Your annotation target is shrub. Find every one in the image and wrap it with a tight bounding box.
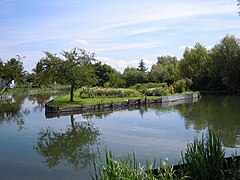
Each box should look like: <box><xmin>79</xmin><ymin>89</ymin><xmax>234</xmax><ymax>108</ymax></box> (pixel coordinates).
<box><xmin>145</xmin><ymin>87</ymin><xmax>169</xmax><ymax>96</ymax></box>
<box><xmin>79</xmin><ymin>87</ymin><xmax>140</xmax><ymax>98</ymax></box>
<box><xmin>173</xmin><ymin>79</ymin><xmax>187</xmax><ymax>93</ymax></box>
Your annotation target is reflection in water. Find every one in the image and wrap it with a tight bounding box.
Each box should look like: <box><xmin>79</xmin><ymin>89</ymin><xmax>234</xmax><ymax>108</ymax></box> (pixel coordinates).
<box><xmin>174</xmin><ymin>95</ymin><xmax>240</xmax><ymax>148</ymax></box>
<box><xmin>0</xmin><ymin>94</ymin><xmax>27</xmax><ymax>130</ymax></box>
<box><xmin>35</xmin><ymin>114</ymin><xmax>101</xmax><ymax>170</ymax></box>
<box><xmin>28</xmin><ymin>91</ymin><xmax>61</xmax><ymax>112</ymax></box>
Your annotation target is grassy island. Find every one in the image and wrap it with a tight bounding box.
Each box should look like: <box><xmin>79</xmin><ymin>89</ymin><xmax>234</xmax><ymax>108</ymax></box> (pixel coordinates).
<box><xmin>47</xmin><ymin>82</ymin><xmax>198</xmax><ymax>109</ymax></box>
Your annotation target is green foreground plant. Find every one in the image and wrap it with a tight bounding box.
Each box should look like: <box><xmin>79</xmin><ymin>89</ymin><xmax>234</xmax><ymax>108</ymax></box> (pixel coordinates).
<box><xmin>91</xmin><ymin>149</ymin><xmax>187</xmax><ymax>180</ymax></box>
<box><xmin>181</xmin><ymin>129</ymin><xmax>225</xmax><ymax>179</ymax></box>
<box><xmin>91</xmin><ymin>129</ymin><xmax>236</xmax><ymax>180</ymax></box>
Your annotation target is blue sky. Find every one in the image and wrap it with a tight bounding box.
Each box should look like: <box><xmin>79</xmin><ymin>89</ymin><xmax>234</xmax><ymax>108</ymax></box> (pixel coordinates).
<box><xmin>0</xmin><ymin>0</ymin><xmax>239</xmax><ymax>72</ymax></box>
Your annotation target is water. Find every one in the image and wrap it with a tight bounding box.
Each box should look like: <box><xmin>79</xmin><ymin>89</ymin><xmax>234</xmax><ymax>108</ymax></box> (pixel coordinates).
<box><xmin>0</xmin><ymin>92</ymin><xmax>239</xmax><ymax>180</ymax></box>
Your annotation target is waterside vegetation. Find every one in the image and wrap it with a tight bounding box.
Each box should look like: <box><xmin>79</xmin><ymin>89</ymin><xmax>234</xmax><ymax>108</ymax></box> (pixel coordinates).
<box><xmin>1</xmin><ymin>35</ymin><xmax>240</xmax><ymax>101</ymax></box>
<box><xmin>92</xmin><ymin>129</ymin><xmax>239</xmax><ymax>179</ymax></box>
<box><xmin>47</xmin><ymin>82</ymin><xmax>196</xmax><ymax>108</ymax></box>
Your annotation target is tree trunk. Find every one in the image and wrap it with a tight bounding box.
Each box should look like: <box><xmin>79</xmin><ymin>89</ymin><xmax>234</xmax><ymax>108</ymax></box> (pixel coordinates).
<box><xmin>70</xmin><ymin>84</ymin><xmax>74</xmax><ymax>102</ymax></box>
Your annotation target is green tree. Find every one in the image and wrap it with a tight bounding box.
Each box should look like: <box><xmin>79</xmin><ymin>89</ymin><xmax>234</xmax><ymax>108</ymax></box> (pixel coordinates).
<box><xmin>150</xmin><ymin>56</ymin><xmax>178</xmax><ymax>84</ymax></box>
<box><xmin>123</xmin><ymin>67</ymin><xmax>147</xmax><ymax>87</ymax></box>
<box><xmin>179</xmin><ymin>44</ymin><xmax>210</xmax><ymax>90</ymax></box>
<box><xmin>60</xmin><ymin>48</ymin><xmax>97</xmax><ymax>101</ymax></box>
<box><xmin>36</xmin><ymin>48</ymin><xmax>97</xmax><ymax>101</ymax></box>
<box><xmin>210</xmin><ymin>35</ymin><xmax>240</xmax><ymax>92</ymax></box>
<box><xmin>32</xmin><ymin>58</ymin><xmax>56</xmax><ymax>87</ymax></box>
<box><xmin>94</xmin><ymin>62</ymin><xmax>116</xmax><ymax>87</ymax></box>
<box><xmin>137</xmin><ymin>59</ymin><xmax>148</xmax><ymax>73</ymax></box>
<box><xmin>1</xmin><ymin>55</ymin><xmax>25</xmax><ymax>90</ymax></box>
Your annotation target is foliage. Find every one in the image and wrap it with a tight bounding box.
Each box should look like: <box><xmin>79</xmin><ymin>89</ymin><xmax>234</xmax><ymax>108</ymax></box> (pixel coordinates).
<box><xmin>123</xmin><ymin>67</ymin><xmax>147</xmax><ymax>87</ymax></box>
<box><xmin>150</xmin><ymin>56</ymin><xmax>178</xmax><ymax>84</ymax></box>
<box><xmin>79</xmin><ymin>87</ymin><xmax>140</xmax><ymax>98</ymax></box>
<box><xmin>209</xmin><ymin>35</ymin><xmax>240</xmax><ymax>92</ymax></box>
<box><xmin>94</xmin><ymin>62</ymin><xmax>122</xmax><ymax>87</ymax></box>
<box><xmin>137</xmin><ymin>59</ymin><xmax>148</xmax><ymax>73</ymax></box>
<box><xmin>145</xmin><ymin>87</ymin><xmax>169</xmax><ymax>96</ymax></box>
<box><xmin>179</xmin><ymin>43</ymin><xmax>210</xmax><ymax>90</ymax></box>
<box><xmin>35</xmin><ymin>48</ymin><xmax>97</xmax><ymax>102</ymax></box>
<box><xmin>173</xmin><ymin>79</ymin><xmax>187</xmax><ymax>93</ymax></box>
<box><xmin>0</xmin><ymin>55</ymin><xmax>25</xmax><ymax>90</ymax></box>
<box><xmin>91</xmin><ymin>148</ymin><xmax>186</xmax><ymax>180</ymax></box>
<box><xmin>181</xmin><ymin>129</ymin><xmax>225</xmax><ymax>179</ymax></box>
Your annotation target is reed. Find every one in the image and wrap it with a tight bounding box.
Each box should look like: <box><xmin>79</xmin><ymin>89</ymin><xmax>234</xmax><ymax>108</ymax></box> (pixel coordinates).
<box><xmin>181</xmin><ymin>129</ymin><xmax>225</xmax><ymax>179</ymax></box>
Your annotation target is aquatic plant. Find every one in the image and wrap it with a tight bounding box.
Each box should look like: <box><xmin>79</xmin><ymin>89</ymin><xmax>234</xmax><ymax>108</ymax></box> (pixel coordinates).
<box><xmin>181</xmin><ymin>129</ymin><xmax>225</xmax><ymax>179</ymax></box>
<box><xmin>91</xmin><ymin>148</ymin><xmax>187</xmax><ymax>180</ymax></box>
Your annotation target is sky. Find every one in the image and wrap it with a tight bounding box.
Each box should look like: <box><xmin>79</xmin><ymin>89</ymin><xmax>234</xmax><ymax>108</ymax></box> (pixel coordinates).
<box><xmin>0</xmin><ymin>0</ymin><xmax>240</xmax><ymax>72</ymax></box>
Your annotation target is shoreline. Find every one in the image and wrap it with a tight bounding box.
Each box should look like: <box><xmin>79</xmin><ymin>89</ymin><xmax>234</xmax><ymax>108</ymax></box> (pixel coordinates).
<box><xmin>45</xmin><ymin>92</ymin><xmax>200</xmax><ymax>114</ymax></box>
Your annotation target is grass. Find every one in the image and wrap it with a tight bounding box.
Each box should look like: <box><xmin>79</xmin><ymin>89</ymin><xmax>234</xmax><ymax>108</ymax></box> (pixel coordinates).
<box><xmin>91</xmin><ymin>129</ymin><xmax>232</xmax><ymax>180</ymax></box>
<box><xmin>91</xmin><ymin>148</ymin><xmax>187</xmax><ymax>180</ymax></box>
<box><xmin>48</xmin><ymin>91</ymin><xmax>198</xmax><ymax>108</ymax></box>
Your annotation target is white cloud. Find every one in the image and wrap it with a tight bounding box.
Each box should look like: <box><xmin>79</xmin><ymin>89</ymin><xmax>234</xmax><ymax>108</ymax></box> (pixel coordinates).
<box><xmin>72</xmin><ymin>39</ymin><xmax>88</xmax><ymax>45</ymax></box>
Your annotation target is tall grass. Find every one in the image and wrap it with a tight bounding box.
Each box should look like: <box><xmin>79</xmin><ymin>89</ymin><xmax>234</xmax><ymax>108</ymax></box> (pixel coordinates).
<box><xmin>181</xmin><ymin>129</ymin><xmax>225</xmax><ymax>179</ymax></box>
<box><xmin>91</xmin><ymin>129</ymin><xmax>230</xmax><ymax>179</ymax></box>
<box><xmin>91</xmin><ymin>148</ymin><xmax>187</xmax><ymax>180</ymax></box>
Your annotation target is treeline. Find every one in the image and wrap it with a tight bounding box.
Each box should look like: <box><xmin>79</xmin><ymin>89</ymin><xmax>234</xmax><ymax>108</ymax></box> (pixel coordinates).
<box><xmin>1</xmin><ymin>35</ymin><xmax>240</xmax><ymax>94</ymax></box>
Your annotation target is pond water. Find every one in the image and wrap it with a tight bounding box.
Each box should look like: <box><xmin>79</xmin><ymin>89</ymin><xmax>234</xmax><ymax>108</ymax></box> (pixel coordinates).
<box><xmin>0</xmin><ymin>91</ymin><xmax>240</xmax><ymax>180</ymax></box>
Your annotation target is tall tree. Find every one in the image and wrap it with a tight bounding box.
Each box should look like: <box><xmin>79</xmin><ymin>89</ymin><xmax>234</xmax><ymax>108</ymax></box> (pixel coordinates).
<box><xmin>1</xmin><ymin>55</ymin><xmax>25</xmax><ymax>90</ymax></box>
<box><xmin>210</xmin><ymin>35</ymin><xmax>240</xmax><ymax>92</ymax></box>
<box><xmin>37</xmin><ymin>48</ymin><xmax>97</xmax><ymax>101</ymax></box>
<box><xmin>123</xmin><ymin>67</ymin><xmax>147</xmax><ymax>87</ymax></box>
<box><xmin>179</xmin><ymin>44</ymin><xmax>210</xmax><ymax>90</ymax></box>
<box><xmin>150</xmin><ymin>56</ymin><xmax>178</xmax><ymax>84</ymax></box>
<box><xmin>94</xmin><ymin>62</ymin><xmax>116</xmax><ymax>87</ymax></box>
<box><xmin>137</xmin><ymin>59</ymin><xmax>148</xmax><ymax>73</ymax></box>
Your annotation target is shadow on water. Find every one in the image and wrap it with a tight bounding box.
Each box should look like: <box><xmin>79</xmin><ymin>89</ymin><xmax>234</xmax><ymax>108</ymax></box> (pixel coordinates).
<box><xmin>35</xmin><ymin>114</ymin><xmax>101</xmax><ymax>170</ymax></box>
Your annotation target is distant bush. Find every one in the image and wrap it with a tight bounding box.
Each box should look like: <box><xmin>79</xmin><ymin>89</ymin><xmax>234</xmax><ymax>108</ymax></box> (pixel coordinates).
<box><xmin>173</xmin><ymin>79</ymin><xmax>187</xmax><ymax>93</ymax></box>
<box><xmin>132</xmin><ymin>82</ymin><xmax>168</xmax><ymax>90</ymax></box>
<box><xmin>145</xmin><ymin>87</ymin><xmax>169</xmax><ymax>96</ymax></box>
<box><xmin>79</xmin><ymin>87</ymin><xmax>140</xmax><ymax>98</ymax></box>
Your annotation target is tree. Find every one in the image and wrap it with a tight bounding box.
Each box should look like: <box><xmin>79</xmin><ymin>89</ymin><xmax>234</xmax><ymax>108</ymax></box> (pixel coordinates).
<box><xmin>60</xmin><ymin>48</ymin><xmax>97</xmax><ymax>101</ymax></box>
<box><xmin>137</xmin><ymin>59</ymin><xmax>148</xmax><ymax>73</ymax></box>
<box><xmin>1</xmin><ymin>55</ymin><xmax>25</xmax><ymax>90</ymax></box>
<box><xmin>36</xmin><ymin>48</ymin><xmax>97</xmax><ymax>101</ymax></box>
<box><xmin>32</xmin><ymin>58</ymin><xmax>56</xmax><ymax>87</ymax></box>
<box><xmin>210</xmin><ymin>35</ymin><xmax>240</xmax><ymax>92</ymax></box>
<box><xmin>178</xmin><ymin>44</ymin><xmax>210</xmax><ymax>90</ymax></box>
<box><xmin>123</xmin><ymin>67</ymin><xmax>147</xmax><ymax>87</ymax></box>
<box><xmin>94</xmin><ymin>62</ymin><xmax>116</xmax><ymax>87</ymax></box>
<box><xmin>150</xmin><ymin>56</ymin><xmax>178</xmax><ymax>84</ymax></box>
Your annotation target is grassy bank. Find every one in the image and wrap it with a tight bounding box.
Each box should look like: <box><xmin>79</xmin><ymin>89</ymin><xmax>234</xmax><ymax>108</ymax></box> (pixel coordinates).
<box><xmin>48</xmin><ymin>91</ymin><xmax>197</xmax><ymax>108</ymax></box>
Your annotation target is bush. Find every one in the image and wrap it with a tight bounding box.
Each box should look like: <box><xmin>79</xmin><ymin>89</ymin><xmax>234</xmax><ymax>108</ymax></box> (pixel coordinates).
<box><xmin>173</xmin><ymin>79</ymin><xmax>187</xmax><ymax>93</ymax></box>
<box><xmin>145</xmin><ymin>87</ymin><xmax>169</xmax><ymax>96</ymax></box>
<box><xmin>79</xmin><ymin>87</ymin><xmax>140</xmax><ymax>98</ymax></box>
